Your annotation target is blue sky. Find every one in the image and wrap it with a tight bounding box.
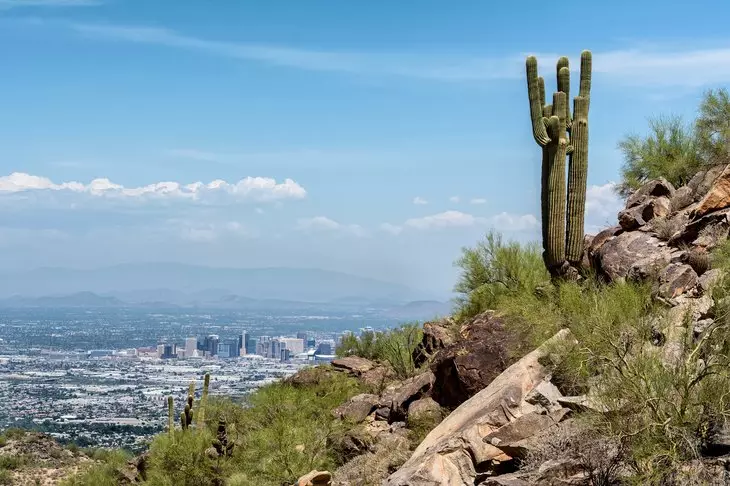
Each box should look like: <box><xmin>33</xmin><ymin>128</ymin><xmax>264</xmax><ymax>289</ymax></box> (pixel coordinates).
<box><xmin>1</xmin><ymin>0</ymin><xmax>730</xmax><ymax>296</ymax></box>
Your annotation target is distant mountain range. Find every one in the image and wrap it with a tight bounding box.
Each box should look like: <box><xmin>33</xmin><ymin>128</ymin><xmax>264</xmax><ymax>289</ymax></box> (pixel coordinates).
<box><xmin>0</xmin><ymin>263</ymin><xmax>452</xmax><ymax>320</ymax></box>
<box><xmin>0</xmin><ymin>291</ymin><xmax>452</xmax><ymax>321</ymax></box>
<box><xmin>0</xmin><ymin>263</ymin><xmax>440</xmax><ymax>302</ymax></box>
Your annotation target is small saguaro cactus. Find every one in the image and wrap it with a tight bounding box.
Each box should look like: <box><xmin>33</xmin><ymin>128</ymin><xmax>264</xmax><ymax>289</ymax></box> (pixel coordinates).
<box><xmin>526</xmin><ymin>51</ymin><xmax>592</xmax><ymax>278</ymax></box>
<box><xmin>180</xmin><ymin>381</ymin><xmax>195</xmax><ymax>430</ymax></box>
<box><xmin>196</xmin><ymin>373</ymin><xmax>211</xmax><ymax>428</ymax></box>
<box><xmin>167</xmin><ymin>395</ymin><xmax>175</xmax><ymax>438</ymax></box>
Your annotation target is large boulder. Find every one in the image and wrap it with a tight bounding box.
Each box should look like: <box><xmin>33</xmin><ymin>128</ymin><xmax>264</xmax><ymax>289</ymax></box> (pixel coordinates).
<box><xmin>430</xmin><ymin>312</ymin><xmax>516</xmax><ymax>408</ymax></box>
<box><xmin>594</xmin><ymin>231</ymin><xmax>672</xmax><ymax>282</ymax></box>
<box><xmin>618</xmin><ymin>196</ymin><xmax>671</xmax><ymax>230</ymax></box>
<box><xmin>331</xmin><ymin>357</ymin><xmax>377</xmax><ymax>375</ymax></box>
<box><xmin>379</xmin><ymin>372</ymin><xmax>435</xmax><ymax>422</ymax></box>
<box><xmin>693</xmin><ymin>165</ymin><xmax>730</xmax><ymax>218</ymax></box>
<box><xmin>657</xmin><ymin>263</ymin><xmax>699</xmax><ymax>299</ymax></box>
<box><xmin>412</xmin><ymin>318</ymin><xmax>457</xmax><ymax>368</ymax></box>
<box><xmin>384</xmin><ymin>329</ymin><xmax>574</xmax><ymax>486</ymax></box>
<box><xmin>333</xmin><ymin>394</ymin><xmax>380</xmax><ymax>423</ymax></box>
<box><xmin>626</xmin><ymin>178</ymin><xmax>675</xmax><ymax>209</ymax></box>
<box><xmin>407</xmin><ymin>398</ymin><xmax>443</xmax><ymax>427</ymax></box>
<box><xmin>297</xmin><ymin>470</ymin><xmax>332</xmax><ymax>486</ymax></box>
<box><xmin>671</xmin><ymin>207</ymin><xmax>730</xmax><ymax>249</ymax></box>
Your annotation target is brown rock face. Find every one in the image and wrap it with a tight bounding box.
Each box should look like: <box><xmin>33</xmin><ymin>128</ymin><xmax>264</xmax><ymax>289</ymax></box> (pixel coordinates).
<box><xmin>693</xmin><ymin>165</ymin><xmax>730</xmax><ymax>218</ymax></box>
<box><xmin>412</xmin><ymin>318</ymin><xmax>457</xmax><ymax>368</ymax></box>
<box><xmin>625</xmin><ymin>177</ymin><xmax>675</xmax><ymax>209</ymax></box>
<box><xmin>331</xmin><ymin>356</ymin><xmax>377</xmax><ymax>375</ymax></box>
<box><xmin>379</xmin><ymin>371</ymin><xmax>435</xmax><ymax>422</ymax></box>
<box><xmin>407</xmin><ymin>397</ymin><xmax>443</xmax><ymax>426</ymax></box>
<box><xmin>333</xmin><ymin>394</ymin><xmax>379</xmax><ymax>423</ymax></box>
<box><xmin>430</xmin><ymin>312</ymin><xmax>515</xmax><ymax>408</ymax></box>
<box><xmin>595</xmin><ymin>231</ymin><xmax>672</xmax><ymax>282</ymax></box>
<box><xmin>657</xmin><ymin>264</ymin><xmax>699</xmax><ymax>299</ymax></box>
<box><xmin>618</xmin><ymin>196</ymin><xmax>671</xmax><ymax>230</ymax></box>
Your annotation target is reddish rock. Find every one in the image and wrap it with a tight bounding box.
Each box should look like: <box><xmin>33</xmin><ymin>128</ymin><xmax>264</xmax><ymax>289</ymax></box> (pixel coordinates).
<box><xmin>693</xmin><ymin>165</ymin><xmax>730</xmax><ymax>218</ymax></box>
<box><xmin>430</xmin><ymin>312</ymin><xmax>516</xmax><ymax>408</ymax></box>
<box><xmin>657</xmin><ymin>263</ymin><xmax>698</xmax><ymax>299</ymax></box>
<box><xmin>379</xmin><ymin>372</ymin><xmax>435</xmax><ymax>422</ymax></box>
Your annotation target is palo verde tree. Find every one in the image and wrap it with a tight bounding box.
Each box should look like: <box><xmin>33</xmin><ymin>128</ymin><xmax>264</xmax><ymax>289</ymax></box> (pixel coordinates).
<box><xmin>526</xmin><ymin>51</ymin><xmax>592</xmax><ymax>278</ymax></box>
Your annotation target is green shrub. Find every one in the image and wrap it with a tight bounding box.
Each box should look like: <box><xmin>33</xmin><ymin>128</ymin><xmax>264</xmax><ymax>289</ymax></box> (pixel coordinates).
<box><xmin>617</xmin><ymin>115</ymin><xmax>702</xmax><ymax>197</ymax></box>
<box><xmin>0</xmin><ymin>454</ymin><xmax>27</xmax><ymax>470</ymax></box>
<box><xmin>696</xmin><ymin>88</ymin><xmax>730</xmax><ymax>166</ymax></box>
<box><xmin>453</xmin><ymin>230</ymin><xmax>548</xmax><ymax>321</ymax></box>
<box><xmin>60</xmin><ymin>450</ymin><xmax>131</xmax><ymax>486</ymax></box>
<box><xmin>0</xmin><ymin>470</ymin><xmax>11</xmax><ymax>486</ymax></box>
<box><xmin>145</xmin><ymin>429</ymin><xmax>223</xmax><ymax>486</ymax></box>
<box><xmin>336</xmin><ymin>323</ymin><xmax>422</xmax><ymax>379</ymax></box>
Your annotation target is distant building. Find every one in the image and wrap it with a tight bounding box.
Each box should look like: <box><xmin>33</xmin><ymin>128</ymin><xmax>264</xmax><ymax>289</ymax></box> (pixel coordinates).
<box><xmin>156</xmin><ymin>344</ymin><xmax>165</xmax><ymax>358</ymax></box>
<box><xmin>88</xmin><ymin>349</ymin><xmax>114</xmax><ymax>359</ymax></box>
<box><xmin>296</xmin><ymin>331</ymin><xmax>307</xmax><ymax>341</ymax></box>
<box><xmin>280</xmin><ymin>338</ymin><xmax>305</xmax><ymax>355</ymax></box>
<box><xmin>316</xmin><ymin>342</ymin><xmax>332</xmax><ymax>355</ymax></box>
<box><xmin>185</xmin><ymin>337</ymin><xmax>197</xmax><ymax>358</ymax></box>
<box><xmin>238</xmin><ymin>332</ymin><xmax>249</xmax><ymax>356</ymax></box>
<box><xmin>161</xmin><ymin>343</ymin><xmax>177</xmax><ymax>359</ymax></box>
<box><xmin>198</xmin><ymin>335</ymin><xmax>219</xmax><ymax>357</ymax></box>
<box><xmin>306</xmin><ymin>337</ymin><xmax>316</xmax><ymax>350</ymax></box>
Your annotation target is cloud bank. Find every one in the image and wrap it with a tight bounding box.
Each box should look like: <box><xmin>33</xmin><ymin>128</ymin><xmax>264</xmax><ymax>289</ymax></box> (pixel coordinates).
<box><xmin>0</xmin><ymin>172</ymin><xmax>306</xmax><ymax>203</ymax></box>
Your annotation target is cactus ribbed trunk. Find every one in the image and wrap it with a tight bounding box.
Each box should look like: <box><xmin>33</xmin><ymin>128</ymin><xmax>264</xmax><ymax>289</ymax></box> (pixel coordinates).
<box><xmin>525</xmin><ymin>51</ymin><xmax>592</xmax><ymax>278</ymax></box>
<box><xmin>197</xmin><ymin>373</ymin><xmax>210</xmax><ymax>428</ymax></box>
<box><xmin>167</xmin><ymin>396</ymin><xmax>174</xmax><ymax>438</ymax></box>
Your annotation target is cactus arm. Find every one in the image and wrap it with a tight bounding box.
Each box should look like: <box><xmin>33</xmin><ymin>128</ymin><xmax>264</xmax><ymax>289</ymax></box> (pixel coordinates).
<box><xmin>180</xmin><ymin>411</ymin><xmax>187</xmax><ymax>430</ymax></box>
<box><xmin>566</xmin><ymin>95</ymin><xmax>590</xmax><ymax>262</ymax></box>
<box><xmin>578</xmin><ymin>50</ymin><xmax>592</xmax><ymax>100</ymax></box>
<box><xmin>557</xmin><ymin>58</ymin><xmax>571</xmax><ymax>127</ymax></box>
<box><xmin>526</xmin><ymin>56</ymin><xmax>551</xmax><ymax>146</ymax></box>
<box><xmin>538</xmin><ymin>76</ymin><xmax>546</xmax><ymax>107</ymax></box>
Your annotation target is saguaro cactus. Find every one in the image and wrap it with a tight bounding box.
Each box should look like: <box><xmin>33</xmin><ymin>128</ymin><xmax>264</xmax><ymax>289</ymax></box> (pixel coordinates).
<box><xmin>212</xmin><ymin>418</ymin><xmax>235</xmax><ymax>458</ymax></box>
<box><xmin>197</xmin><ymin>373</ymin><xmax>210</xmax><ymax>428</ymax></box>
<box><xmin>180</xmin><ymin>381</ymin><xmax>195</xmax><ymax>430</ymax></box>
<box><xmin>167</xmin><ymin>396</ymin><xmax>175</xmax><ymax>438</ymax></box>
<box><xmin>526</xmin><ymin>51</ymin><xmax>592</xmax><ymax>277</ymax></box>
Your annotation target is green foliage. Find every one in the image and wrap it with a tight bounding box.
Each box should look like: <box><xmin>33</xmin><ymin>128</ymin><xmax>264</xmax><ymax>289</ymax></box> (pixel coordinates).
<box><xmin>696</xmin><ymin>88</ymin><xmax>730</xmax><ymax>165</ymax></box>
<box><xmin>617</xmin><ymin>115</ymin><xmax>702</xmax><ymax>196</ymax></box>
<box><xmin>0</xmin><ymin>454</ymin><xmax>27</xmax><ymax>470</ymax></box>
<box><xmin>336</xmin><ymin>323</ymin><xmax>423</xmax><ymax>379</ymax></box>
<box><xmin>60</xmin><ymin>450</ymin><xmax>132</xmax><ymax>486</ymax></box>
<box><xmin>453</xmin><ymin>230</ymin><xmax>549</xmax><ymax>321</ymax></box>
<box><xmin>138</xmin><ymin>372</ymin><xmax>363</xmax><ymax>486</ymax></box>
<box><xmin>0</xmin><ymin>470</ymin><xmax>10</xmax><ymax>486</ymax></box>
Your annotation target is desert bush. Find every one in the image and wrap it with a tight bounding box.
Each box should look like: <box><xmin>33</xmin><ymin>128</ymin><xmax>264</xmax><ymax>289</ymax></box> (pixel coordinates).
<box><xmin>653</xmin><ymin>217</ymin><xmax>683</xmax><ymax>241</ymax></box>
<box><xmin>617</xmin><ymin>115</ymin><xmax>702</xmax><ymax>197</ymax></box>
<box><xmin>696</xmin><ymin>88</ymin><xmax>730</xmax><ymax>166</ymax></box>
<box><xmin>453</xmin><ymin>230</ymin><xmax>548</xmax><ymax>321</ymax></box>
<box><xmin>60</xmin><ymin>449</ymin><xmax>131</xmax><ymax>486</ymax></box>
<box><xmin>524</xmin><ymin>418</ymin><xmax>624</xmax><ymax>486</ymax></box>
<box><xmin>337</xmin><ymin>323</ymin><xmax>423</xmax><ymax>379</ymax></box>
<box><xmin>0</xmin><ymin>470</ymin><xmax>10</xmax><ymax>486</ymax></box>
<box><xmin>145</xmin><ymin>429</ymin><xmax>224</xmax><ymax>486</ymax></box>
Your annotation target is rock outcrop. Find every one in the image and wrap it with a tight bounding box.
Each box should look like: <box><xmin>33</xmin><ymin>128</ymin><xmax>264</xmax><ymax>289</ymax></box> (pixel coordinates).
<box><xmin>429</xmin><ymin>311</ymin><xmax>516</xmax><ymax>408</ymax></box>
<box><xmin>384</xmin><ymin>329</ymin><xmax>574</xmax><ymax>486</ymax></box>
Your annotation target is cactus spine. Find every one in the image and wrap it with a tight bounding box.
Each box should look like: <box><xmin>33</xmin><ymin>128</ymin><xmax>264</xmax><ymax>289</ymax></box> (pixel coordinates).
<box><xmin>526</xmin><ymin>51</ymin><xmax>592</xmax><ymax>276</ymax></box>
<box><xmin>167</xmin><ymin>395</ymin><xmax>175</xmax><ymax>438</ymax></box>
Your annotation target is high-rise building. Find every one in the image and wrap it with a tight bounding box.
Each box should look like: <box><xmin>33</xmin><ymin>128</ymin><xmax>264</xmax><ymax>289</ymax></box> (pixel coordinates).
<box><xmin>316</xmin><ymin>342</ymin><xmax>332</xmax><ymax>355</ymax></box>
<box><xmin>161</xmin><ymin>343</ymin><xmax>177</xmax><ymax>359</ymax></box>
<box><xmin>296</xmin><ymin>331</ymin><xmax>307</xmax><ymax>341</ymax></box>
<box><xmin>307</xmin><ymin>337</ymin><xmax>316</xmax><ymax>350</ymax></box>
<box><xmin>238</xmin><ymin>331</ymin><xmax>249</xmax><ymax>356</ymax></box>
<box><xmin>185</xmin><ymin>337</ymin><xmax>197</xmax><ymax>358</ymax></box>
<box><xmin>280</xmin><ymin>338</ymin><xmax>305</xmax><ymax>355</ymax></box>
<box><xmin>205</xmin><ymin>335</ymin><xmax>219</xmax><ymax>357</ymax></box>
<box><xmin>156</xmin><ymin>344</ymin><xmax>165</xmax><ymax>358</ymax></box>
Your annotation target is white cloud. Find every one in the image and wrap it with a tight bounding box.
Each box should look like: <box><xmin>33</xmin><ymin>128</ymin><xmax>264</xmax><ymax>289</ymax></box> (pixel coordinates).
<box><xmin>489</xmin><ymin>212</ymin><xmax>539</xmax><ymax>231</ymax></box>
<box><xmin>405</xmin><ymin>211</ymin><xmax>485</xmax><ymax>230</ymax></box>
<box><xmin>66</xmin><ymin>23</ymin><xmax>730</xmax><ymax>87</ymax></box>
<box><xmin>449</xmin><ymin>196</ymin><xmax>460</xmax><ymax>203</ymax></box>
<box><xmin>0</xmin><ymin>172</ymin><xmax>306</xmax><ymax>203</ymax></box>
<box><xmin>412</xmin><ymin>196</ymin><xmax>428</xmax><ymax>205</ymax></box>
<box><xmin>470</xmin><ymin>198</ymin><xmax>487</xmax><ymax>205</ymax></box>
<box><xmin>379</xmin><ymin>223</ymin><xmax>403</xmax><ymax>235</ymax></box>
<box><xmin>0</xmin><ymin>0</ymin><xmax>98</xmax><ymax>8</ymax></box>
<box><xmin>297</xmin><ymin>216</ymin><xmax>367</xmax><ymax>237</ymax></box>
<box><xmin>585</xmin><ymin>182</ymin><xmax>623</xmax><ymax>233</ymax></box>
